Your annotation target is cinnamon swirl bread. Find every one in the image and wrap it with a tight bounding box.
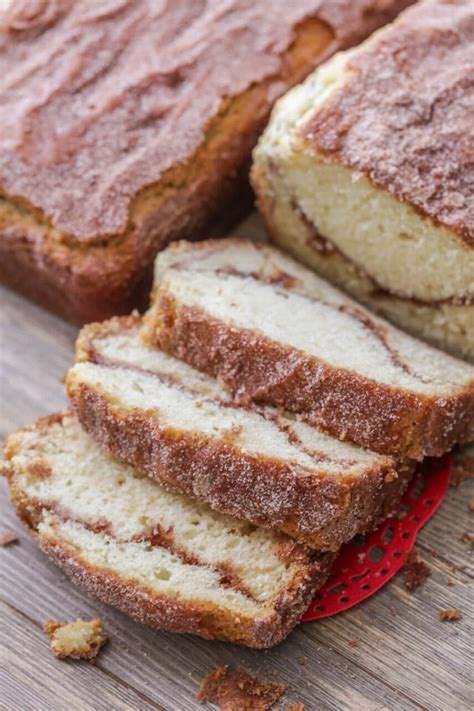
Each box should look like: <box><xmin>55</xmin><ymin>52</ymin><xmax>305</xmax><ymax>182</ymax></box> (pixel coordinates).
<box><xmin>66</xmin><ymin>314</ymin><xmax>412</xmax><ymax>552</ymax></box>
<box><xmin>0</xmin><ymin>0</ymin><xmax>411</xmax><ymax>323</ymax></box>
<box><xmin>3</xmin><ymin>412</ymin><xmax>333</xmax><ymax>648</ymax></box>
<box><xmin>143</xmin><ymin>239</ymin><xmax>474</xmax><ymax>459</ymax></box>
<box><xmin>252</xmin><ymin>0</ymin><xmax>474</xmax><ymax>361</ymax></box>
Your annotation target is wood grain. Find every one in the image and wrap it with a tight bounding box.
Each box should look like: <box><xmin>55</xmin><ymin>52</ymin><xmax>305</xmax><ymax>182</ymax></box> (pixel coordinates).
<box><xmin>0</xmin><ymin>601</ymin><xmax>160</xmax><ymax>711</ymax></box>
<box><xmin>1</xmin><ymin>213</ymin><xmax>473</xmax><ymax>711</ymax></box>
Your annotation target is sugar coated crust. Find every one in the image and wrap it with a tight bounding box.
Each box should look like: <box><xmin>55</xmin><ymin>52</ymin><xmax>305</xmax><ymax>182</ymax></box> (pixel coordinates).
<box><xmin>3</xmin><ymin>412</ymin><xmax>335</xmax><ymax>648</ymax></box>
<box><xmin>0</xmin><ymin>0</ymin><xmax>412</xmax><ymax>322</ymax></box>
<box><xmin>302</xmin><ymin>0</ymin><xmax>474</xmax><ymax>246</ymax></box>
<box><xmin>69</xmin><ymin>315</ymin><xmax>413</xmax><ymax>551</ymax></box>
<box><xmin>145</xmin><ymin>240</ymin><xmax>474</xmax><ymax>459</ymax></box>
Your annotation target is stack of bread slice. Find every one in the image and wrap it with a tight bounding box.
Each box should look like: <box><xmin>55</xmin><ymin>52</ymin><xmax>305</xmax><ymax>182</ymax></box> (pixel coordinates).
<box><xmin>4</xmin><ymin>237</ymin><xmax>474</xmax><ymax>648</ymax></box>
<box><xmin>4</xmin><ymin>0</ymin><xmax>474</xmax><ymax>652</ymax></box>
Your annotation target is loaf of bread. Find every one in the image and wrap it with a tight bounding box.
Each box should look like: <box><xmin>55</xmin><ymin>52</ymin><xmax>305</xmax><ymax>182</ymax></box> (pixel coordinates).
<box><xmin>0</xmin><ymin>0</ymin><xmax>411</xmax><ymax>324</ymax></box>
<box><xmin>143</xmin><ymin>239</ymin><xmax>474</xmax><ymax>459</ymax></box>
<box><xmin>252</xmin><ymin>0</ymin><xmax>474</xmax><ymax>362</ymax></box>
<box><xmin>67</xmin><ymin>314</ymin><xmax>412</xmax><ymax>552</ymax></box>
<box><xmin>3</xmin><ymin>412</ymin><xmax>334</xmax><ymax>648</ymax></box>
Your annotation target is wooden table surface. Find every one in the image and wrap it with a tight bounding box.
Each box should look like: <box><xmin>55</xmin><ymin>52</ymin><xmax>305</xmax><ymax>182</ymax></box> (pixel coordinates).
<box><xmin>1</xmin><ymin>215</ymin><xmax>472</xmax><ymax>711</ymax></box>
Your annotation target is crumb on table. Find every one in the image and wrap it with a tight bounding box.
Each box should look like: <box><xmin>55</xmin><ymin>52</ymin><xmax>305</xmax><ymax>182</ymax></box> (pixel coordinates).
<box><xmin>44</xmin><ymin>618</ymin><xmax>107</xmax><ymax>661</ymax></box>
<box><xmin>403</xmin><ymin>550</ymin><xmax>432</xmax><ymax>592</ymax></box>
<box><xmin>438</xmin><ymin>609</ymin><xmax>462</xmax><ymax>622</ymax></box>
<box><xmin>197</xmin><ymin>665</ymin><xmax>286</xmax><ymax>710</ymax></box>
<box><xmin>0</xmin><ymin>531</ymin><xmax>18</xmax><ymax>546</ymax></box>
<box><xmin>460</xmin><ymin>532</ymin><xmax>474</xmax><ymax>547</ymax></box>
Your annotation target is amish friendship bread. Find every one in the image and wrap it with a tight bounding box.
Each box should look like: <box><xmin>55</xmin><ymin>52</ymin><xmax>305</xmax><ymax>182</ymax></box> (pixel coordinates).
<box><xmin>66</xmin><ymin>314</ymin><xmax>412</xmax><ymax>552</ymax></box>
<box><xmin>143</xmin><ymin>240</ymin><xmax>474</xmax><ymax>460</ymax></box>
<box><xmin>3</xmin><ymin>412</ymin><xmax>334</xmax><ymax>648</ymax></box>
<box><xmin>0</xmin><ymin>0</ymin><xmax>412</xmax><ymax>324</ymax></box>
<box><xmin>252</xmin><ymin>0</ymin><xmax>474</xmax><ymax>362</ymax></box>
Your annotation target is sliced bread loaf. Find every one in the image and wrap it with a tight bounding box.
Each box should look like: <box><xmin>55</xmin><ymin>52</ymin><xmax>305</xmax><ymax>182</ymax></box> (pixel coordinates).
<box><xmin>143</xmin><ymin>239</ymin><xmax>474</xmax><ymax>459</ymax></box>
<box><xmin>252</xmin><ymin>0</ymin><xmax>474</xmax><ymax>362</ymax></box>
<box><xmin>67</xmin><ymin>315</ymin><xmax>412</xmax><ymax>552</ymax></box>
<box><xmin>3</xmin><ymin>412</ymin><xmax>333</xmax><ymax>648</ymax></box>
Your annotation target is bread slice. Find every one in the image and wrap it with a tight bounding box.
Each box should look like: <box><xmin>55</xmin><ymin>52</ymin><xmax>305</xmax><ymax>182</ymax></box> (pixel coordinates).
<box><xmin>0</xmin><ymin>0</ymin><xmax>412</xmax><ymax>324</ymax></box>
<box><xmin>67</xmin><ymin>314</ymin><xmax>412</xmax><ymax>552</ymax></box>
<box><xmin>251</xmin><ymin>0</ymin><xmax>474</xmax><ymax>362</ymax></box>
<box><xmin>3</xmin><ymin>412</ymin><xmax>334</xmax><ymax>648</ymax></box>
<box><xmin>143</xmin><ymin>239</ymin><xmax>474</xmax><ymax>459</ymax></box>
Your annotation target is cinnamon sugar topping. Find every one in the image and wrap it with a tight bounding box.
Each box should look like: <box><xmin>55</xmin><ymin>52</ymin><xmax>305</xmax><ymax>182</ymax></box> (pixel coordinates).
<box><xmin>303</xmin><ymin>0</ymin><xmax>474</xmax><ymax>245</ymax></box>
<box><xmin>197</xmin><ymin>666</ymin><xmax>286</xmax><ymax>710</ymax></box>
<box><xmin>0</xmin><ymin>0</ymin><xmax>406</xmax><ymax>241</ymax></box>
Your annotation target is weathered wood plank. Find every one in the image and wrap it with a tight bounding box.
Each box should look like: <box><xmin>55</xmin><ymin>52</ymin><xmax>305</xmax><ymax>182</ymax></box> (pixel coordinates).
<box><xmin>416</xmin><ymin>484</ymin><xmax>473</xmax><ymax>577</ymax></box>
<box><xmin>0</xmin><ymin>288</ymin><xmax>75</xmax><ymax>440</ymax></box>
<box><xmin>0</xmin><ymin>600</ymin><xmax>161</xmax><ymax>711</ymax></box>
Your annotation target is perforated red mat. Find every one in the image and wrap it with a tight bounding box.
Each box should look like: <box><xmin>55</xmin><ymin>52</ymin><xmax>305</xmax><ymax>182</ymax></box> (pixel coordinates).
<box><xmin>303</xmin><ymin>456</ymin><xmax>451</xmax><ymax>621</ymax></box>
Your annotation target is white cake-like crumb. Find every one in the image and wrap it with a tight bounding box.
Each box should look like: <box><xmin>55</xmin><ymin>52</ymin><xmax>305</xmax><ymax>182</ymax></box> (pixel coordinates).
<box><xmin>44</xmin><ymin>618</ymin><xmax>107</xmax><ymax>661</ymax></box>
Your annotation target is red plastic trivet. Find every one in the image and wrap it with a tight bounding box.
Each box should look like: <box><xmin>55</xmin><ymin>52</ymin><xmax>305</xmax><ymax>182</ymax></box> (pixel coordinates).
<box><xmin>302</xmin><ymin>456</ymin><xmax>451</xmax><ymax>621</ymax></box>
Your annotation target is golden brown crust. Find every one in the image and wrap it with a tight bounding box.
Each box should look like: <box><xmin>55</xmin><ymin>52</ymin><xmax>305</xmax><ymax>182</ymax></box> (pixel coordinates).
<box><xmin>0</xmin><ymin>2</ymin><xmax>412</xmax><ymax>323</ymax></box>
<box><xmin>0</xmin><ymin>151</ymin><xmax>251</xmax><ymax>323</ymax></box>
<box><xmin>68</xmin><ymin>374</ymin><xmax>412</xmax><ymax>552</ymax></box>
<box><xmin>0</xmin><ymin>16</ymin><xmax>330</xmax><ymax>323</ymax></box>
<box><xmin>145</xmin><ymin>293</ymin><xmax>474</xmax><ymax>460</ymax></box>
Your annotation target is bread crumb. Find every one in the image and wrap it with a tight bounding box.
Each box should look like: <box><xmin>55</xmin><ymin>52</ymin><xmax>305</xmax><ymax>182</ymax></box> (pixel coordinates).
<box><xmin>0</xmin><ymin>531</ymin><xmax>18</xmax><ymax>546</ymax></box>
<box><xmin>403</xmin><ymin>550</ymin><xmax>432</xmax><ymax>592</ymax></box>
<box><xmin>197</xmin><ymin>666</ymin><xmax>286</xmax><ymax>710</ymax></box>
<box><xmin>348</xmin><ymin>639</ymin><xmax>360</xmax><ymax>648</ymax></box>
<box><xmin>468</xmin><ymin>499</ymin><xmax>474</xmax><ymax>512</ymax></box>
<box><xmin>44</xmin><ymin>618</ymin><xmax>107</xmax><ymax>661</ymax></box>
<box><xmin>285</xmin><ymin>704</ymin><xmax>305</xmax><ymax>711</ymax></box>
<box><xmin>460</xmin><ymin>532</ymin><xmax>474</xmax><ymax>547</ymax></box>
<box><xmin>447</xmin><ymin>577</ymin><xmax>457</xmax><ymax>586</ymax></box>
<box><xmin>438</xmin><ymin>608</ymin><xmax>462</xmax><ymax>622</ymax></box>
<box><xmin>297</xmin><ymin>655</ymin><xmax>307</xmax><ymax>666</ymax></box>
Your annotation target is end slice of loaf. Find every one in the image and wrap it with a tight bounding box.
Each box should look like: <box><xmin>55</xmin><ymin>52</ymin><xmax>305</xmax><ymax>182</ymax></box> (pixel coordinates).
<box><xmin>3</xmin><ymin>412</ymin><xmax>333</xmax><ymax>648</ymax></box>
<box><xmin>143</xmin><ymin>239</ymin><xmax>474</xmax><ymax>459</ymax></box>
<box><xmin>67</xmin><ymin>314</ymin><xmax>412</xmax><ymax>552</ymax></box>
